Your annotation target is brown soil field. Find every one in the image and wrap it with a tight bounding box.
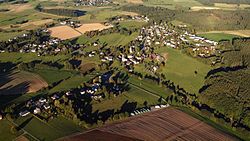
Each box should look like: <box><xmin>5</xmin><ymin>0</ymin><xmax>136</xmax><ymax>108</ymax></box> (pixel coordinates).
<box><xmin>0</xmin><ymin>71</ymin><xmax>48</xmax><ymax>95</ymax></box>
<box><xmin>126</xmin><ymin>0</ymin><xmax>143</xmax><ymax>4</ymax></box>
<box><xmin>191</xmin><ymin>6</ymin><xmax>220</xmax><ymax>11</ymax></box>
<box><xmin>75</xmin><ymin>23</ymin><xmax>113</xmax><ymax>34</ymax></box>
<box><xmin>61</xmin><ymin>108</ymin><xmax>238</xmax><ymax>141</ymax></box>
<box><xmin>49</xmin><ymin>25</ymin><xmax>82</xmax><ymax>40</ymax></box>
<box><xmin>15</xmin><ymin>135</ymin><xmax>29</xmax><ymax>141</ymax></box>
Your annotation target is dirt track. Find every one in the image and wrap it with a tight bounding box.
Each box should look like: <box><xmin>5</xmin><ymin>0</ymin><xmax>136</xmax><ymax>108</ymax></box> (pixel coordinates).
<box><xmin>60</xmin><ymin>108</ymin><xmax>238</xmax><ymax>141</ymax></box>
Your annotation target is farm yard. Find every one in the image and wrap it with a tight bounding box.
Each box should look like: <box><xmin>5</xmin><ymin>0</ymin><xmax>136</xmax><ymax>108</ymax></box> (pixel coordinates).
<box><xmin>62</xmin><ymin>108</ymin><xmax>237</xmax><ymax>141</ymax></box>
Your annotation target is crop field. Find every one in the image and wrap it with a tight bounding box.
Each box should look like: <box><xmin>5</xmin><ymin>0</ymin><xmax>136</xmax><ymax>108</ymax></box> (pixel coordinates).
<box><xmin>127</xmin><ymin>0</ymin><xmax>143</xmax><ymax>4</ymax></box>
<box><xmin>154</xmin><ymin>47</ymin><xmax>211</xmax><ymax>94</ymax></box>
<box><xmin>63</xmin><ymin>108</ymin><xmax>236</xmax><ymax>141</ymax></box>
<box><xmin>75</xmin><ymin>23</ymin><xmax>113</xmax><ymax>34</ymax></box>
<box><xmin>198</xmin><ymin>33</ymin><xmax>241</xmax><ymax>41</ymax></box>
<box><xmin>0</xmin><ymin>71</ymin><xmax>48</xmax><ymax>95</ymax></box>
<box><xmin>49</xmin><ymin>25</ymin><xmax>82</xmax><ymax>40</ymax></box>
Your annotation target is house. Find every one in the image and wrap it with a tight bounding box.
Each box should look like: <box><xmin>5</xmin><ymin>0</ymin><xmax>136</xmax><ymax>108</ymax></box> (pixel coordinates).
<box><xmin>39</xmin><ymin>98</ymin><xmax>47</xmax><ymax>103</ymax></box>
<box><xmin>33</xmin><ymin>108</ymin><xmax>41</xmax><ymax>114</ymax></box>
<box><xmin>44</xmin><ymin>104</ymin><xmax>51</xmax><ymax>110</ymax></box>
<box><xmin>19</xmin><ymin>110</ymin><xmax>30</xmax><ymax>117</ymax></box>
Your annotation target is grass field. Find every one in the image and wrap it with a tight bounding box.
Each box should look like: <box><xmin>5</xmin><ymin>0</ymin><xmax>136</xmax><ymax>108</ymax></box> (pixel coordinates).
<box><xmin>155</xmin><ymin>47</ymin><xmax>211</xmax><ymax>94</ymax></box>
<box><xmin>0</xmin><ymin>119</ymin><xmax>22</xmax><ymax>141</ymax></box>
<box><xmin>14</xmin><ymin>115</ymin><xmax>83</xmax><ymax>141</ymax></box>
<box><xmin>0</xmin><ymin>31</ymin><xmax>28</xmax><ymax>41</ymax></box>
<box><xmin>77</xmin><ymin>32</ymin><xmax>139</xmax><ymax>46</ymax></box>
<box><xmin>143</xmin><ymin>0</ymin><xmax>203</xmax><ymax>10</ymax></box>
<box><xmin>32</xmin><ymin>69</ymin><xmax>74</xmax><ymax>85</ymax></box>
<box><xmin>198</xmin><ymin>33</ymin><xmax>241</xmax><ymax>41</ymax></box>
<box><xmin>49</xmin><ymin>75</ymin><xmax>91</xmax><ymax>93</ymax></box>
<box><xmin>92</xmin><ymin>76</ymin><xmax>172</xmax><ymax>112</ymax></box>
<box><xmin>0</xmin><ymin>52</ymin><xmax>70</xmax><ymax>63</ymax></box>
<box><xmin>119</xmin><ymin>21</ymin><xmax>147</xmax><ymax>29</ymax></box>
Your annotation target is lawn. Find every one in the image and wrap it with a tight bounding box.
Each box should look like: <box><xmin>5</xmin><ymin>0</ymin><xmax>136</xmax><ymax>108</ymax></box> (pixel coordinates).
<box><xmin>155</xmin><ymin>47</ymin><xmax>211</xmax><ymax>94</ymax></box>
<box><xmin>198</xmin><ymin>33</ymin><xmax>240</xmax><ymax>42</ymax></box>
<box><xmin>49</xmin><ymin>75</ymin><xmax>91</xmax><ymax>93</ymax></box>
<box><xmin>14</xmin><ymin>115</ymin><xmax>83</xmax><ymax>141</ymax></box>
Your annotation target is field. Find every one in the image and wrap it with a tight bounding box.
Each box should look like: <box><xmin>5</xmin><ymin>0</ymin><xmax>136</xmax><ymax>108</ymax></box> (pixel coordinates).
<box><xmin>14</xmin><ymin>115</ymin><xmax>83</xmax><ymax>141</ymax></box>
<box><xmin>77</xmin><ymin>32</ymin><xmax>139</xmax><ymax>46</ymax></box>
<box><xmin>143</xmin><ymin>0</ymin><xmax>203</xmax><ymax>10</ymax></box>
<box><xmin>49</xmin><ymin>25</ymin><xmax>82</xmax><ymax>40</ymax></box>
<box><xmin>31</xmin><ymin>69</ymin><xmax>74</xmax><ymax>85</ymax></box>
<box><xmin>0</xmin><ymin>119</ymin><xmax>23</xmax><ymax>141</ymax></box>
<box><xmin>199</xmin><ymin>30</ymin><xmax>250</xmax><ymax>38</ymax></box>
<box><xmin>126</xmin><ymin>0</ymin><xmax>143</xmax><ymax>4</ymax></box>
<box><xmin>49</xmin><ymin>75</ymin><xmax>91</xmax><ymax>93</ymax></box>
<box><xmin>198</xmin><ymin>33</ymin><xmax>241</xmax><ymax>41</ymax></box>
<box><xmin>155</xmin><ymin>47</ymin><xmax>211</xmax><ymax>94</ymax></box>
<box><xmin>0</xmin><ymin>71</ymin><xmax>48</xmax><ymax>95</ymax></box>
<box><xmin>63</xmin><ymin>108</ymin><xmax>237</xmax><ymax>141</ymax></box>
<box><xmin>0</xmin><ymin>52</ymin><xmax>70</xmax><ymax>63</ymax></box>
<box><xmin>75</xmin><ymin>23</ymin><xmax>113</xmax><ymax>34</ymax></box>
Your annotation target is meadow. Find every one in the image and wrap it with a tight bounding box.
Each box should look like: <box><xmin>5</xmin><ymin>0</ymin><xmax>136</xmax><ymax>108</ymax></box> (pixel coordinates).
<box><xmin>14</xmin><ymin>115</ymin><xmax>83</xmax><ymax>141</ymax></box>
<box><xmin>198</xmin><ymin>33</ymin><xmax>240</xmax><ymax>41</ymax></box>
<box><xmin>155</xmin><ymin>47</ymin><xmax>212</xmax><ymax>94</ymax></box>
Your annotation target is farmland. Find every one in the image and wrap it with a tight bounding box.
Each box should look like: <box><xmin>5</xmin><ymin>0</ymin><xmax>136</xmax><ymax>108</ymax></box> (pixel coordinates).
<box><xmin>63</xmin><ymin>108</ymin><xmax>237</xmax><ymax>141</ymax></box>
<box><xmin>198</xmin><ymin>33</ymin><xmax>241</xmax><ymax>41</ymax></box>
<box><xmin>0</xmin><ymin>71</ymin><xmax>48</xmax><ymax>95</ymax></box>
<box><xmin>1</xmin><ymin>0</ymin><xmax>250</xmax><ymax>140</ymax></box>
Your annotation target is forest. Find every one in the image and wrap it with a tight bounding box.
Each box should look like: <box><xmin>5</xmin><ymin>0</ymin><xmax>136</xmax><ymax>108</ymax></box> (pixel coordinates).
<box><xmin>121</xmin><ymin>5</ymin><xmax>250</xmax><ymax>31</ymax></box>
<box><xmin>198</xmin><ymin>38</ymin><xmax>250</xmax><ymax>131</ymax></box>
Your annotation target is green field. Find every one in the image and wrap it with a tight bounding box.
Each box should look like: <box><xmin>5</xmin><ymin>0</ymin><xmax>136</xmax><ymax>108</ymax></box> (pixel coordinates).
<box><xmin>0</xmin><ymin>52</ymin><xmax>70</xmax><ymax>63</ymax></box>
<box><xmin>93</xmin><ymin>76</ymin><xmax>172</xmax><ymax>112</ymax></box>
<box><xmin>0</xmin><ymin>119</ymin><xmax>22</xmax><ymax>141</ymax></box>
<box><xmin>119</xmin><ymin>21</ymin><xmax>147</xmax><ymax>29</ymax></box>
<box><xmin>14</xmin><ymin>115</ymin><xmax>83</xmax><ymax>141</ymax></box>
<box><xmin>198</xmin><ymin>33</ymin><xmax>241</xmax><ymax>41</ymax></box>
<box><xmin>49</xmin><ymin>75</ymin><xmax>91</xmax><ymax>93</ymax></box>
<box><xmin>155</xmin><ymin>47</ymin><xmax>211</xmax><ymax>94</ymax></box>
<box><xmin>32</xmin><ymin>69</ymin><xmax>74</xmax><ymax>85</ymax></box>
<box><xmin>143</xmin><ymin>0</ymin><xmax>203</xmax><ymax>9</ymax></box>
<box><xmin>77</xmin><ymin>32</ymin><xmax>139</xmax><ymax>46</ymax></box>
